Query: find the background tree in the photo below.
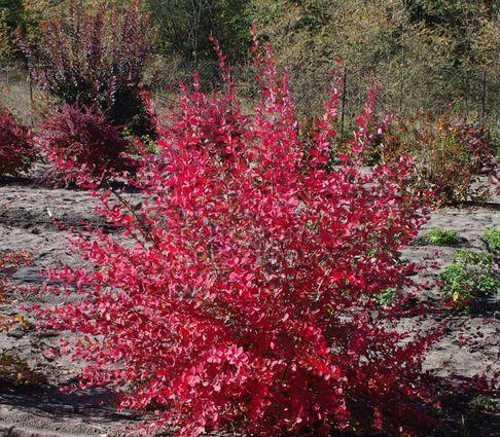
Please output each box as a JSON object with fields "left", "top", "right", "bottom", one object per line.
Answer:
{"left": 1, "top": 0, "right": 499, "bottom": 140}
{"left": 146, "top": 0, "right": 251, "bottom": 84}
{"left": 0, "top": 0, "right": 62, "bottom": 63}
{"left": 248, "top": 0, "right": 500, "bottom": 137}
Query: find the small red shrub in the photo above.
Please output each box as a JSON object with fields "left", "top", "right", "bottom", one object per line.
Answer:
{"left": 0, "top": 111, "right": 34, "bottom": 176}
{"left": 37, "top": 105, "right": 136, "bottom": 184}
{"left": 452, "top": 120, "right": 499, "bottom": 194}
{"left": 380, "top": 113, "right": 498, "bottom": 204}
{"left": 35, "top": 49, "right": 441, "bottom": 436}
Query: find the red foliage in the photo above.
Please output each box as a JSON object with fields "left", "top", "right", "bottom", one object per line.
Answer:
{"left": 379, "top": 113, "right": 499, "bottom": 203}
{"left": 37, "top": 105, "right": 136, "bottom": 184}
{"left": 0, "top": 111, "right": 34, "bottom": 176}
{"left": 448, "top": 119, "right": 496, "bottom": 175}
{"left": 21, "top": 0, "right": 154, "bottom": 137}
{"left": 452, "top": 121, "right": 499, "bottom": 194}
{"left": 35, "top": 49, "right": 441, "bottom": 436}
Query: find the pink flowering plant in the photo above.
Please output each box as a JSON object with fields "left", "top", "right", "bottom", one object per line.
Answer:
{"left": 33, "top": 45, "right": 442, "bottom": 436}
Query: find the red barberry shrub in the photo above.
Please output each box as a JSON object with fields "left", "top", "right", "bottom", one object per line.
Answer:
{"left": 452, "top": 120, "right": 499, "bottom": 195}
{"left": 0, "top": 110, "right": 34, "bottom": 176}
{"left": 37, "top": 104, "right": 136, "bottom": 184}
{"left": 21, "top": 0, "right": 154, "bottom": 137}
{"left": 34, "top": 48, "right": 442, "bottom": 436}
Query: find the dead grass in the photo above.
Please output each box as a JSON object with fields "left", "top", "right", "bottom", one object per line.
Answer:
{"left": 0, "top": 65, "right": 51, "bottom": 128}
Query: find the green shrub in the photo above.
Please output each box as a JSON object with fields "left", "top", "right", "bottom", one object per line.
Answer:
{"left": 484, "top": 227, "right": 500, "bottom": 254}
{"left": 440, "top": 250, "right": 499, "bottom": 309}
{"left": 422, "top": 228, "right": 461, "bottom": 246}
{"left": 469, "top": 395, "right": 499, "bottom": 415}
{"left": 376, "top": 287, "right": 398, "bottom": 307}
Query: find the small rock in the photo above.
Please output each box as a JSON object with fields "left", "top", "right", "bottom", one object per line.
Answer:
{"left": 12, "top": 267, "right": 45, "bottom": 284}
{"left": 36, "top": 330, "right": 59, "bottom": 339}
{"left": 6, "top": 328, "right": 25, "bottom": 339}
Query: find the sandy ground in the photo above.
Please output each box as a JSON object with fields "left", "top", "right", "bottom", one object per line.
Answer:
{"left": 0, "top": 175, "right": 499, "bottom": 437}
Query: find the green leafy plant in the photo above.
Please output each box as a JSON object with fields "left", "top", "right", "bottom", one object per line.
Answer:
{"left": 376, "top": 287, "right": 398, "bottom": 307}
{"left": 483, "top": 227, "right": 500, "bottom": 254}
{"left": 440, "top": 250, "right": 499, "bottom": 309}
{"left": 421, "top": 228, "right": 460, "bottom": 246}
{"left": 469, "top": 395, "right": 499, "bottom": 415}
